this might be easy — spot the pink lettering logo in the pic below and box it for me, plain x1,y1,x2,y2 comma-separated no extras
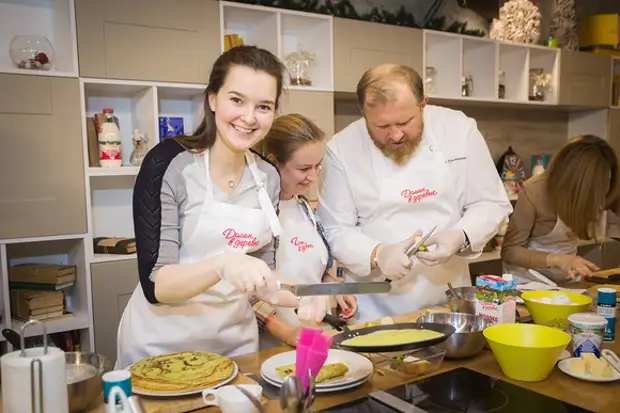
290,236,314,253
222,228,259,249
400,188,438,204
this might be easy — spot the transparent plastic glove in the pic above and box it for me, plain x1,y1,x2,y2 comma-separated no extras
213,252,277,293
297,296,330,323
375,230,422,281
417,228,465,267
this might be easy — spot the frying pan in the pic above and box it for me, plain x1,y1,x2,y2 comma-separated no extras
322,313,455,353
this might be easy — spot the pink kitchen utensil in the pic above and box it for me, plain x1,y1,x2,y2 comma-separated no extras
301,331,333,391
295,327,321,386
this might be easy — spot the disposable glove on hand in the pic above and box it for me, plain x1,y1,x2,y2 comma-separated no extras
297,296,330,323
214,252,277,293
417,228,465,267
375,230,422,281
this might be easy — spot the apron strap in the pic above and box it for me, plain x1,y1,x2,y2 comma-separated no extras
297,196,333,270
246,152,283,237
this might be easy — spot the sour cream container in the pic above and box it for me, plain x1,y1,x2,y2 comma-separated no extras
567,312,607,357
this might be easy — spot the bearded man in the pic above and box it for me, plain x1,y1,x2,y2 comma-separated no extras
316,63,512,321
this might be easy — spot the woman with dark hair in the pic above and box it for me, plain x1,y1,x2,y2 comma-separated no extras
116,46,329,368
502,134,620,284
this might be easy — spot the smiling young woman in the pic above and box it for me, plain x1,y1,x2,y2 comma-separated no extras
117,47,330,369
256,114,359,349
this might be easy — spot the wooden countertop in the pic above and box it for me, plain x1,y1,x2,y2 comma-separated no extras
3,283,620,413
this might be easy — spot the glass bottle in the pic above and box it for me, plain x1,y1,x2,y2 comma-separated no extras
498,70,506,99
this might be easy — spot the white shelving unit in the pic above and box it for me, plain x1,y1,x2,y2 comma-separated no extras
424,30,559,105
220,1,334,92
1,237,91,344
80,79,206,264
0,0,78,77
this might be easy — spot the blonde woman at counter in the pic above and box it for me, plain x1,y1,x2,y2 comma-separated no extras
502,134,620,284
254,114,358,349
117,46,329,369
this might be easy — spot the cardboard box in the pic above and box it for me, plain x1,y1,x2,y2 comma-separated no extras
475,274,518,324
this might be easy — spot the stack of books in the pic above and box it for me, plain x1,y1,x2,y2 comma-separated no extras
8,264,76,322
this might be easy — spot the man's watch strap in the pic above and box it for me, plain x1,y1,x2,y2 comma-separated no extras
459,230,471,253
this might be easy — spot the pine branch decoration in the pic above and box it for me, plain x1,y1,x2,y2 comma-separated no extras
550,0,579,51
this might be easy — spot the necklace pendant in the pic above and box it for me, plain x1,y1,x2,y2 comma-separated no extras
228,180,235,188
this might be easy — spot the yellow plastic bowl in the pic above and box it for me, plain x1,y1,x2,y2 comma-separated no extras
483,323,570,382
521,290,591,325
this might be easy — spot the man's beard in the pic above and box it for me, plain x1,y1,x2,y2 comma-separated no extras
370,123,424,166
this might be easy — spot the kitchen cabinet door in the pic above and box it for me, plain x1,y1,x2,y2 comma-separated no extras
333,18,423,93
279,90,335,139
0,74,86,239
91,259,139,364
75,0,220,83
558,51,611,108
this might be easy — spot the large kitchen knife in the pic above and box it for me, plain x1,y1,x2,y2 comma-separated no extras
277,281,391,296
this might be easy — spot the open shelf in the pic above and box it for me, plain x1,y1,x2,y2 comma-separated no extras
528,47,559,104
91,253,136,264
499,44,529,102
280,12,333,91
156,85,204,142
5,237,90,337
461,38,497,99
424,31,462,98
82,79,157,168
221,2,278,57
90,175,136,240
0,0,77,76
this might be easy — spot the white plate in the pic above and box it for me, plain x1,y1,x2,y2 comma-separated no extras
557,358,620,383
260,349,373,389
261,369,371,393
131,362,239,397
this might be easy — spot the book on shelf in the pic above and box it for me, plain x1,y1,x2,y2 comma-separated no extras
93,237,136,254
10,289,66,321
9,281,75,291
224,33,244,52
8,264,76,285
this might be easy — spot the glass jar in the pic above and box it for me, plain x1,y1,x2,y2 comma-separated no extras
498,70,506,99
461,75,474,97
529,68,550,101
425,66,437,95
9,35,54,70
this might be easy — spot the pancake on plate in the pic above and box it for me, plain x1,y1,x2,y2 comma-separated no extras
341,329,443,347
276,363,349,383
130,351,234,394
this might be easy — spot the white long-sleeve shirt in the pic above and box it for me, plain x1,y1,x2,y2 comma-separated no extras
317,105,513,277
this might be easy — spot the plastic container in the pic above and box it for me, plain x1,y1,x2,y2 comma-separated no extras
484,323,571,382
567,312,607,357
98,108,123,168
375,346,445,378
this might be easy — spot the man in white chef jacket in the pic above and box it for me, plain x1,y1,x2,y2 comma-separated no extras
317,64,512,322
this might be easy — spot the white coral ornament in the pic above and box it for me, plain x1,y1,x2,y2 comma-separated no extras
490,0,541,45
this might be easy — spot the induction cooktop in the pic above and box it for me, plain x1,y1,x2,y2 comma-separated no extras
320,367,593,413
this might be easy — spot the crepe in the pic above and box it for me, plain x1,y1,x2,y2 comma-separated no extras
130,351,235,394
276,362,349,383
341,329,444,347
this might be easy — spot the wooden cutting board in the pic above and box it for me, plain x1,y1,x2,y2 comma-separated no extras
586,268,620,284
137,373,260,413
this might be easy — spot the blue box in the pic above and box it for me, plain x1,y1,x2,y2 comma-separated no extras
159,117,185,141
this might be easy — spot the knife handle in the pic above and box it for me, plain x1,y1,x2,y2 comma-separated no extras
294,310,348,332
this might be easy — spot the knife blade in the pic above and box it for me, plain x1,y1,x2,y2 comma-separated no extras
277,281,391,296
406,225,437,258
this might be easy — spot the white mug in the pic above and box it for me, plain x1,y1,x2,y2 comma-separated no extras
202,384,263,413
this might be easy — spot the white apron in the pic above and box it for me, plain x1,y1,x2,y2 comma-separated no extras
503,218,578,284
260,198,329,349
350,134,471,323
116,151,282,368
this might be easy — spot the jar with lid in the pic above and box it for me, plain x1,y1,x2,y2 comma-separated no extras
425,66,437,95
529,68,551,101
461,75,474,97
98,108,123,168
498,70,506,99
9,35,54,70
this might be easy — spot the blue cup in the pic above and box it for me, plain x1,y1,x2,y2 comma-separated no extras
102,370,132,404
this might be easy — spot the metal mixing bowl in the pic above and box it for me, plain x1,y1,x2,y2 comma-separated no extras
445,286,477,315
417,312,493,359
66,352,112,413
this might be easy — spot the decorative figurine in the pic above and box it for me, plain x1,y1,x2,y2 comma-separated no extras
130,129,148,167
